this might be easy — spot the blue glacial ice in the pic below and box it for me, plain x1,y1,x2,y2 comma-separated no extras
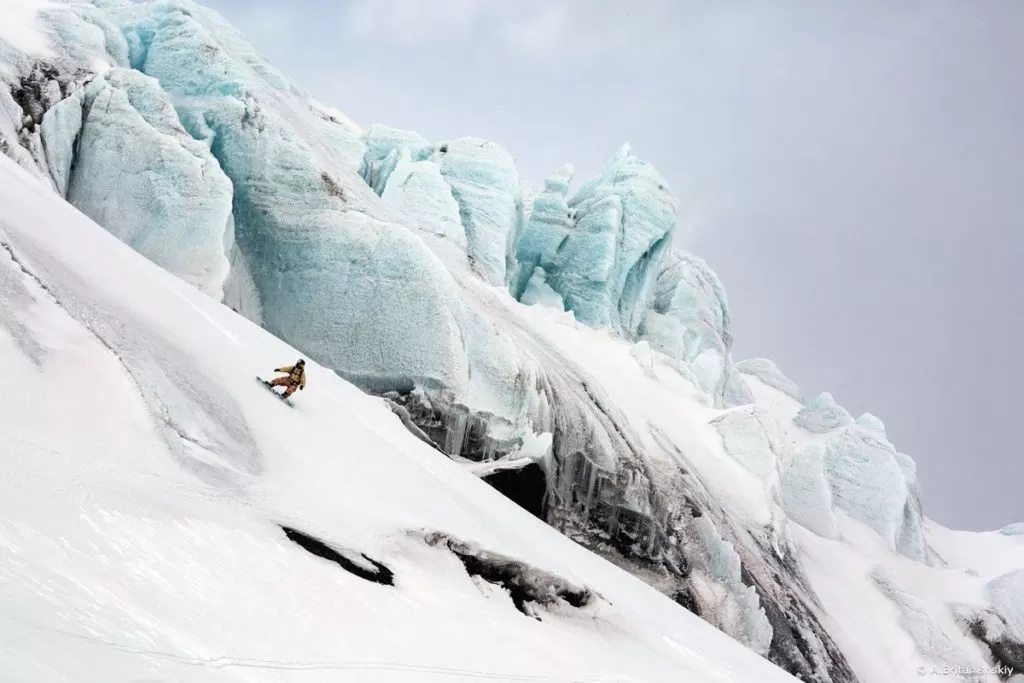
515,145,676,337
643,250,753,407
2,0,764,420
361,123,433,195
110,0,473,393
512,164,576,297
519,267,566,310
793,392,854,433
689,515,774,657
43,67,234,297
779,443,840,539
379,149,468,255
436,137,522,286
710,406,781,480
360,126,521,284
893,451,927,562
824,427,910,549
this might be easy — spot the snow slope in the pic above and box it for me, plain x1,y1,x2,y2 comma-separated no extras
0,152,795,682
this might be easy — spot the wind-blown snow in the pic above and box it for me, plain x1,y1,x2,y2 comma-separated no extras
0,0,54,58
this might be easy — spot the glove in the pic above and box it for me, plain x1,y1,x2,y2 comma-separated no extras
300,385,305,391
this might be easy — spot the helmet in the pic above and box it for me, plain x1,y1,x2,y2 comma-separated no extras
296,358,305,366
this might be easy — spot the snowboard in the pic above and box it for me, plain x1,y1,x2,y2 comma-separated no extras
257,377,294,406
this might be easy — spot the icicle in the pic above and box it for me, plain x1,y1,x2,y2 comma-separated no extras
584,461,598,518
444,410,470,456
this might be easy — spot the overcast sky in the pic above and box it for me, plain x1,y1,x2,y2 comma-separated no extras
203,0,1023,531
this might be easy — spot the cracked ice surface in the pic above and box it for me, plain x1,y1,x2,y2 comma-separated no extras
794,392,854,433
45,68,234,297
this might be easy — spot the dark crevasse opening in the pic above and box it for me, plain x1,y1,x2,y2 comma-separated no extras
422,531,596,621
968,615,1024,679
280,525,394,586
482,463,547,519
380,389,518,462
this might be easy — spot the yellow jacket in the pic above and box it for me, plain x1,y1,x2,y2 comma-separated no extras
276,365,307,388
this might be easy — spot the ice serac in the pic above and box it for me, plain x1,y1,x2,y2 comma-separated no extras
379,148,468,255
530,144,676,336
643,249,753,408
855,412,887,438
436,137,521,285
738,358,805,404
117,0,469,393
824,427,908,549
512,164,575,299
893,451,927,563
780,443,840,539
794,392,854,433
43,68,234,298
361,123,432,195
711,406,781,480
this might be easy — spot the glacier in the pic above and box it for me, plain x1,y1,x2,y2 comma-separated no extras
1,2,1022,683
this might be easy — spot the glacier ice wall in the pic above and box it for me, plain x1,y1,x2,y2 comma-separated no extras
47,68,234,297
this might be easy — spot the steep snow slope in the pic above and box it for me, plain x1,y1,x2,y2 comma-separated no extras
2,2,1023,682
0,153,794,682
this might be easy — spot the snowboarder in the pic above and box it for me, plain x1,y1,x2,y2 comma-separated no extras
268,359,307,399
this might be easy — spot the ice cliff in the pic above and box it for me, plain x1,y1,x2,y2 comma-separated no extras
1,3,1021,683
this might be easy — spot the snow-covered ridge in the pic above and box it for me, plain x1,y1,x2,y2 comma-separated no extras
1,2,1022,682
